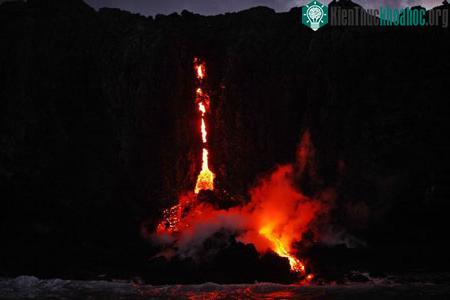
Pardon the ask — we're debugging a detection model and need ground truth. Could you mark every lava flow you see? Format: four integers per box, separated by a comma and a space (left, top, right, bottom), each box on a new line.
154, 58, 323, 279
194, 60, 215, 194
155, 58, 215, 234
259, 226, 305, 273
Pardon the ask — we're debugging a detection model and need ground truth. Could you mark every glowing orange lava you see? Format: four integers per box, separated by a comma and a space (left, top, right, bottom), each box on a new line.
194, 59, 215, 194
196, 63, 205, 80
199, 102, 206, 115
201, 119, 207, 143
155, 192, 196, 234
259, 226, 305, 273
154, 59, 321, 280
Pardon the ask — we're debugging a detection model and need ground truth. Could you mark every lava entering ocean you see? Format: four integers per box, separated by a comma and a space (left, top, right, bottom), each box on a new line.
154, 58, 326, 279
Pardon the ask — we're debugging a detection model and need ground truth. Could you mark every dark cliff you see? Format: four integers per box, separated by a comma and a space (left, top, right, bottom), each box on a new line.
1, 0, 449, 279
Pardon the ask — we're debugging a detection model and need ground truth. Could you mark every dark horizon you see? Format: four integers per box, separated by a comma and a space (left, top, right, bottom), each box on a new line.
84, 0, 444, 16
86, 0, 444, 16
0, 0, 443, 16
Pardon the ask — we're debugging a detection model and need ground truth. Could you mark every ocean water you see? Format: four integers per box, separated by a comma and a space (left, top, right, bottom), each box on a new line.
1, 274, 450, 299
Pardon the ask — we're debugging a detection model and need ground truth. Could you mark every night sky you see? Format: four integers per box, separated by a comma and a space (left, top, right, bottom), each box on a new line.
81, 0, 443, 16
0, 0, 444, 14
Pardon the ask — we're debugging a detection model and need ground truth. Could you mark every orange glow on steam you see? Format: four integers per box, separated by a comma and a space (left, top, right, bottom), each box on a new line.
154, 58, 323, 280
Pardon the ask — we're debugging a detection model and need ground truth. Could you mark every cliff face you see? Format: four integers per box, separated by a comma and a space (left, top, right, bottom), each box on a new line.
1, 0, 449, 278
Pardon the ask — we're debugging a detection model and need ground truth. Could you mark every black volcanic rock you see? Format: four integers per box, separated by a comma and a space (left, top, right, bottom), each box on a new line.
144, 234, 293, 284
1, 0, 450, 281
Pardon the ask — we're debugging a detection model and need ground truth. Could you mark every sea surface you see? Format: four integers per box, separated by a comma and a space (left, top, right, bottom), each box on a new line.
1, 273, 450, 299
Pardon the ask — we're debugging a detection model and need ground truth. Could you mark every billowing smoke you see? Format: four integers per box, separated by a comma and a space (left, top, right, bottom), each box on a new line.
152, 130, 351, 274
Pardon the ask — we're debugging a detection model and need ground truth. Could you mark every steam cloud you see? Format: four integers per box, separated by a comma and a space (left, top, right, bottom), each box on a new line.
152, 131, 356, 264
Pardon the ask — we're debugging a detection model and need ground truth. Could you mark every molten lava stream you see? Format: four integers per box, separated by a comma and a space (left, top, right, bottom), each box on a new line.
155, 59, 315, 282
259, 227, 305, 274
195, 148, 215, 194
194, 59, 215, 194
